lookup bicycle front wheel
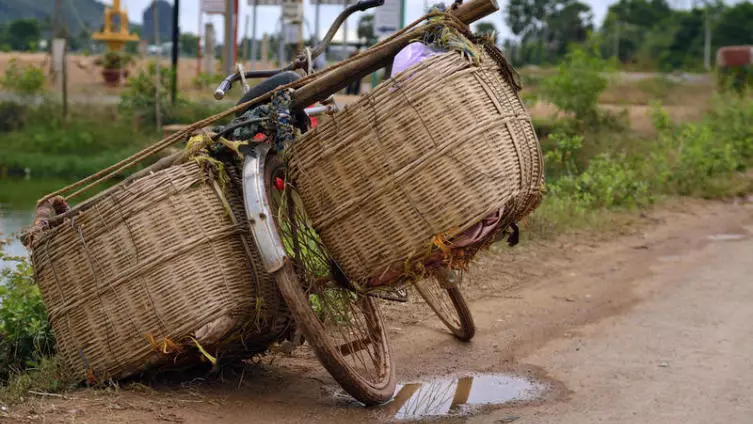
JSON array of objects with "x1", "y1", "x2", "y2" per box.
[{"x1": 265, "y1": 154, "x2": 396, "y2": 405}]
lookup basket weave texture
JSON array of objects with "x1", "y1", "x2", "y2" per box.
[
  {"x1": 288, "y1": 47, "x2": 543, "y2": 281},
  {"x1": 29, "y1": 162, "x2": 288, "y2": 380}
]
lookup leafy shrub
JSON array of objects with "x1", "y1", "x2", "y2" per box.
[
  {"x1": 541, "y1": 43, "x2": 614, "y2": 125},
  {"x1": 544, "y1": 132, "x2": 583, "y2": 177},
  {"x1": 192, "y1": 72, "x2": 225, "y2": 90},
  {"x1": 95, "y1": 51, "x2": 134, "y2": 70},
  {"x1": 0, "y1": 244, "x2": 54, "y2": 384},
  {"x1": 644, "y1": 100, "x2": 753, "y2": 197},
  {"x1": 119, "y1": 62, "x2": 174, "y2": 127},
  {"x1": 0, "y1": 59, "x2": 45, "y2": 98},
  {"x1": 549, "y1": 153, "x2": 651, "y2": 209},
  {"x1": 0, "y1": 356, "x2": 77, "y2": 403},
  {"x1": 0, "y1": 104, "x2": 155, "y2": 177},
  {"x1": 0, "y1": 101, "x2": 27, "y2": 132}
]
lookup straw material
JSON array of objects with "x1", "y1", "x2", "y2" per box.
[
  {"x1": 287, "y1": 47, "x2": 543, "y2": 282},
  {"x1": 28, "y1": 161, "x2": 290, "y2": 380}
]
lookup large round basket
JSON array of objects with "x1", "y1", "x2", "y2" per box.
[
  {"x1": 287, "y1": 43, "x2": 543, "y2": 282},
  {"x1": 27, "y1": 160, "x2": 290, "y2": 381}
]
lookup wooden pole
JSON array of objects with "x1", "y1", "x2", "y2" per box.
[
  {"x1": 62, "y1": 41, "x2": 68, "y2": 118},
  {"x1": 154, "y1": 1, "x2": 162, "y2": 132},
  {"x1": 224, "y1": 0, "x2": 234, "y2": 74},
  {"x1": 250, "y1": 0, "x2": 258, "y2": 70},
  {"x1": 234, "y1": 0, "x2": 240, "y2": 67},
  {"x1": 171, "y1": 0, "x2": 180, "y2": 104}
]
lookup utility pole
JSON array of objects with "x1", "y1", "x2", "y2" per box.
[
  {"x1": 154, "y1": 1, "x2": 162, "y2": 132},
  {"x1": 243, "y1": 14, "x2": 250, "y2": 66},
  {"x1": 704, "y1": 6, "x2": 712, "y2": 71},
  {"x1": 315, "y1": 0, "x2": 320, "y2": 42},
  {"x1": 53, "y1": 0, "x2": 62, "y2": 39},
  {"x1": 343, "y1": 0, "x2": 349, "y2": 58},
  {"x1": 171, "y1": 0, "x2": 180, "y2": 105},
  {"x1": 278, "y1": 16, "x2": 285, "y2": 65},
  {"x1": 250, "y1": 0, "x2": 258, "y2": 70},
  {"x1": 224, "y1": 0, "x2": 234, "y2": 75},
  {"x1": 52, "y1": 0, "x2": 62, "y2": 83}
]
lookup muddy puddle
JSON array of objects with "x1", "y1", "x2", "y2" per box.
[{"x1": 377, "y1": 373, "x2": 546, "y2": 421}]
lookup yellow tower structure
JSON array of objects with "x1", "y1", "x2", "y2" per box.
[{"x1": 92, "y1": 0, "x2": 139, "y2": 51}]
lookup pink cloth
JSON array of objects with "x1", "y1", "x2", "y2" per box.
[{"x1": 452, "y1": 208, "x2": 504, "y2": 247}]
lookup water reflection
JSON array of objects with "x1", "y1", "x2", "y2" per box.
[{"x1": 382, "y1": 373, "x2": 544, "y2": 420}]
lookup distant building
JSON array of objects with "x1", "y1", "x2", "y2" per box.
[{"x1": 142, "y1": 0, "x2": 173, "y2": 44}]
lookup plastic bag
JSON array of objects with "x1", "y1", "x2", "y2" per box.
[{"x1": 390, "y1": 42, "x2": 443, "y2": 78}]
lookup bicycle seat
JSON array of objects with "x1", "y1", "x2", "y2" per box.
[{"x1": 235, "y1": 71, "x2": 302, "y2": 117}]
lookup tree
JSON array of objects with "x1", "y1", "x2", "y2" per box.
[
  {"x1": 7, "y1": 19, "x2": 41, "y2": 51},
  {"x1": 546, "y1": 1, "x2": 593, "y2": 57},
  {"x1": 357, "y1": 14, "x2": 377, "y2": 46},
  {"x1": 475, "y1": 22, "x2": 497, "y2": 37},
  {"x1": 180, "y1": 33, "x2": 200, "y2": 56},
  {"x1": 505, "y1": 0, "x2": 593, "y2": 63},
  {"x1": 714, "y1": 2, "x2": 753, "y2": 50},
  {"x1": 601, "y1": 0, "x2": 672, "y2": 62}
]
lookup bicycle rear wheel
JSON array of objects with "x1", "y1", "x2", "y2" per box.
[
  {"x1": 265, "y1": 154, "x2": 396, "y2": 405},
  {"x1": 413, "y1": 269, "x2": 475, "y2": 342}
]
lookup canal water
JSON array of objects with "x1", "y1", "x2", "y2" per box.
[{"x1": 0, "y1": 178, "x2": 72, "y2": 269}]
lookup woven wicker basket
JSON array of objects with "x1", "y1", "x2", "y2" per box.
[
  {"x1": 288, "y1": 45, "x2": 543, "y2": 282},
  {"x1": 28, "y1": 161, "x2": 290, "y2": 380}
]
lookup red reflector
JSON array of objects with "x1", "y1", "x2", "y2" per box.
[{"x1": 274, "y1": 177, "x2": 285, "y2": 191}]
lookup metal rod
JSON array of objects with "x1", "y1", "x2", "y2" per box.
[
  {"x1": 224, "y1": 0, "x2": 234, "y2": 74},
  {"x1": 154, "y1": 0, "x2": 162, "y2": 132},
  {"x1": 234, "y1": 0, "x2": 240, "y2": 67},
  {"x1": 171, "y1": 0, "x2": 180, "y2": 104},
  {"x1": 250, "y1": 0, "x2": 258, "y2": 70}
]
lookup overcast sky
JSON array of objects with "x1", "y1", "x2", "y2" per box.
[{"x1": 111, "y1": 0, "x2": 703, "y2": 42}]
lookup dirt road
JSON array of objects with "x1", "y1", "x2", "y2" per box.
[{"x1": 3, "y1": 199, "x2": 752, "y2": 423}]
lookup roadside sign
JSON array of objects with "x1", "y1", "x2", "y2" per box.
[
  {"x1": 284, "y1": 22, "x2": 302, "y2": 43},
  {"x1": 282, "y1": 0, "x2": 303, "y2": 21},
  {"x1": 201, "y1": 0, "x2": 225, "y2": 14},
  {"x1": 375, "y1": 0, "x2": 402, "y2": 37},
  {"x1": 52, "y1": 38, "x2": 66, "y2": 76}
]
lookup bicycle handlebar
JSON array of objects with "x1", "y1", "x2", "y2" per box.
[
  {"x1": 293, "y1": 0, "x2": 500, "y2": 108},
  {"x1": 214, "y1": 0, "x2": 384, "y2": 100}
]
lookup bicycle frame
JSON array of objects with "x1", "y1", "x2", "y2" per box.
[{"x1": 236, "y1": 0, "x2": 500, "y2": 274}]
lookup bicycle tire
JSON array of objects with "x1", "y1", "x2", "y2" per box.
[
  {"x1": 264, "y1": 154, "x2": 396, "y2": 405},
  {"x1": 413, "y1": 272, "x2": 476, "y2": 342}
]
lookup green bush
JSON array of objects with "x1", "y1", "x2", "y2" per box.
[
  {"x1": 0, "y1": 101, "x2": 27, "y2": 132},
  {"x1": 0, "y1": 59, "x2": 45, "y2": 98},
  {"x1": 0, "y1": 244, "x2": 54, "y2": 384},
  {"x1": 541, "y1": 43, "x2": 614, "y2": 125},
  {"x1": 642, "y1": 100, "x2": 753, "y2": 197},
  {"x1": 0, "y1": 104, "x2": 155, "y2": 178},
  {"x1": 119, "y1": 61, "x2": 174, "y2": 127}
]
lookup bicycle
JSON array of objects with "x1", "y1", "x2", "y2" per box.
[{"x1": 213, "y1": 0, "x2": 497, "y2": 404}]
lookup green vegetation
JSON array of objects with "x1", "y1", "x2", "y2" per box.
[
  {"x1": 0, "y1": 61, "x2": 227, "y2": 178},
  {"x1": 0, "y1": 59, "x2": 45, "y2": 98},
  {"x1": 504, "y1": 0, "x2": 753, "y2": 72},
  {"x1": 0, "y1": 244, "x2": 77, "y2": 403},
  {"x1": 527, "y1": 44, "x2": 753, "y2": 238}
]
